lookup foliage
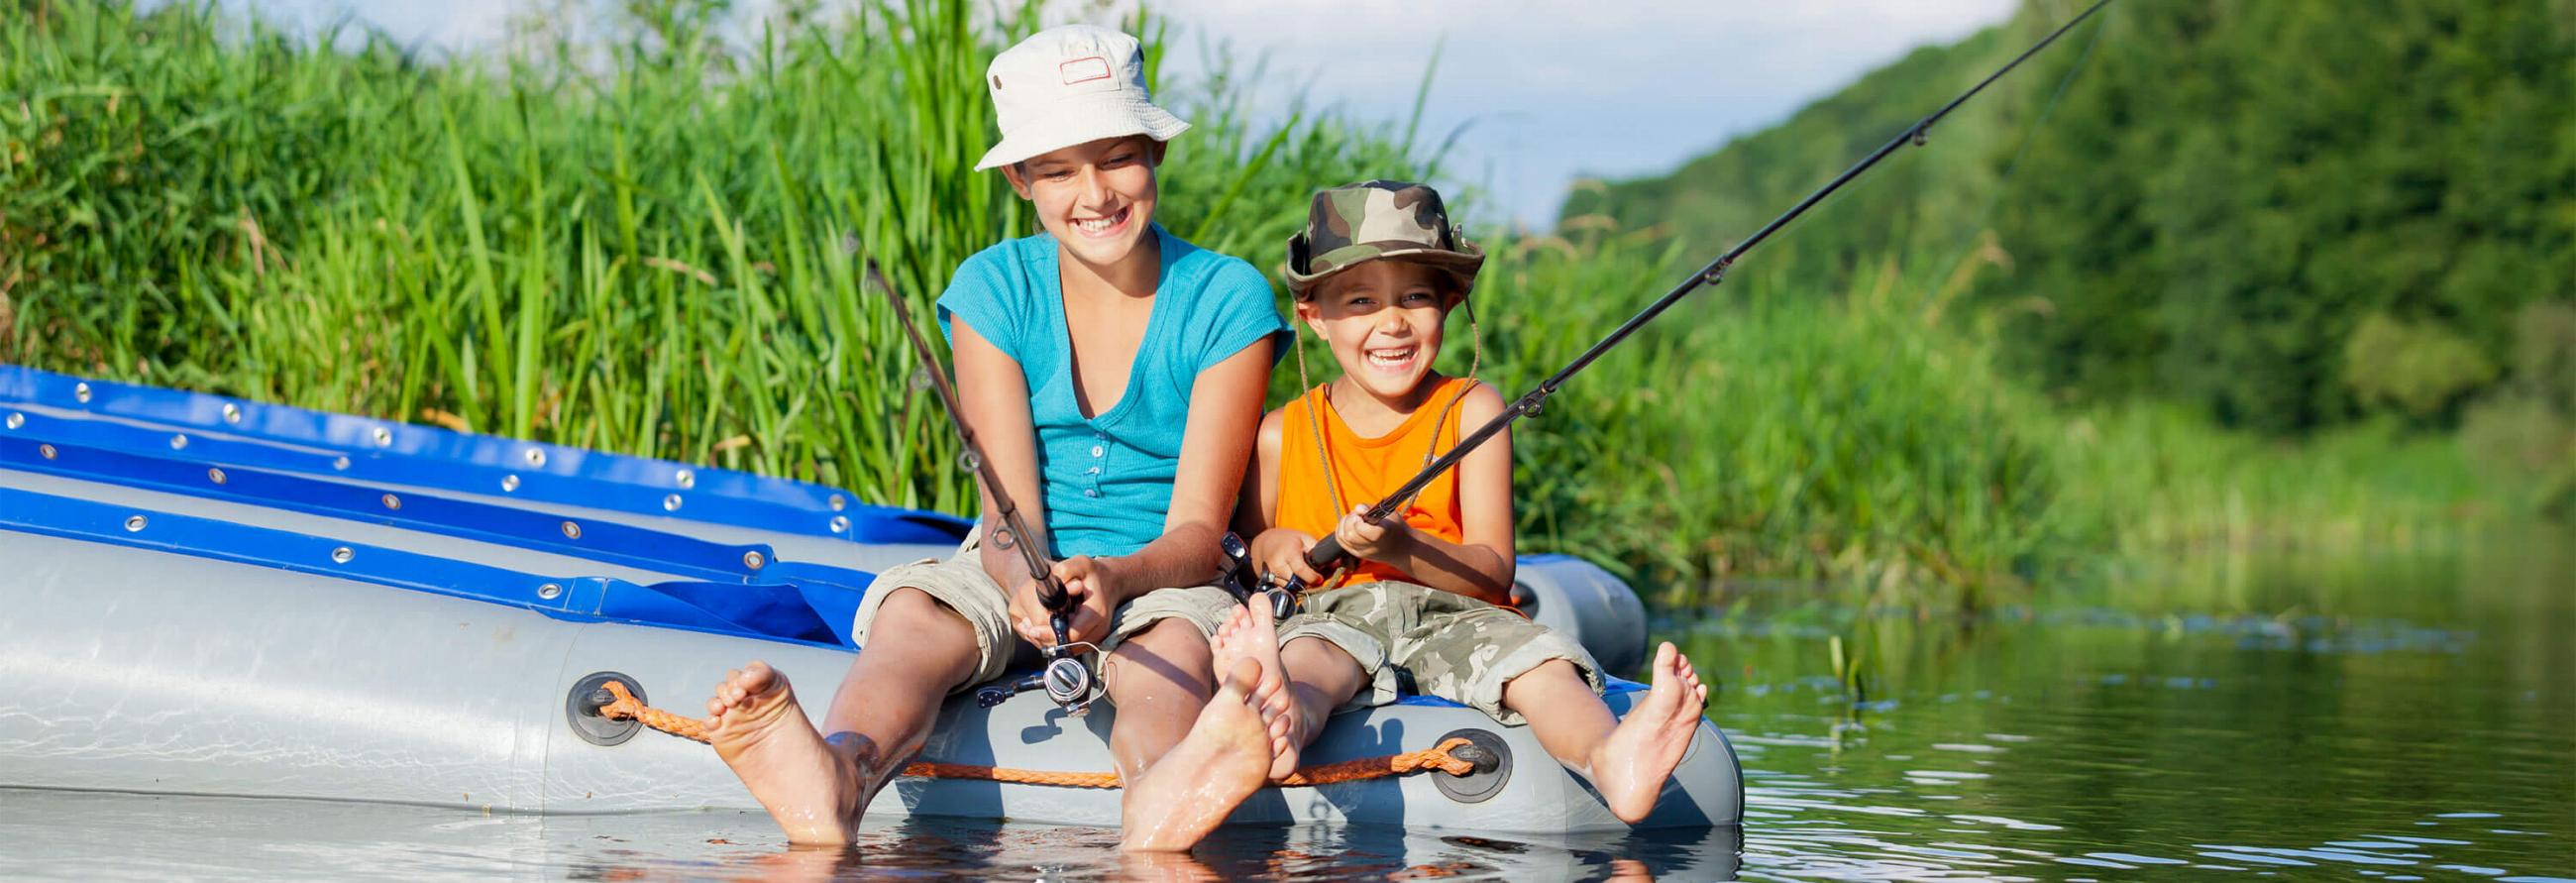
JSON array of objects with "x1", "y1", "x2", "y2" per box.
[
  {"x1": 1570, "y1": 0, "x2": 2576, "y2": 437},
  {"x1": 1, "y1": 0, "x2": 1427, "y2": 515},
  {"x1": 1, "y1": 0, "x2": 2533, "y2": 612}
]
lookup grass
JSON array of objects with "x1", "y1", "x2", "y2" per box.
[{"x1": 3, "y1": 0, "x2": 2504, "y2": 611}]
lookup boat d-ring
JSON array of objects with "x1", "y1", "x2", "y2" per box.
[
  {"x1": 566, "y1": 671, "x2": 645, "y2": 746},
  {"x1": 1433, "y1": 727, "x2": 1512, "y2": 803}
]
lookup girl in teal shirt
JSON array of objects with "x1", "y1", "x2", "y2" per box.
[{"x1": 696, "y1": 24, "x2": 1292, "y2": 852}]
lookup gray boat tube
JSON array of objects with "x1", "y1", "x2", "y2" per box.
[{"x1": 0, "y1": 368, "x2": 1742, "y2": 833}]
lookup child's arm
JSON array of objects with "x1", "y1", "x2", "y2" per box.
[
  {"x1": 952, "y1": 319, "x2": 1113, "y2": 646},
  {"x1": 1332, "y1": 383, "x2": 1516, "y2": 606},
  {"x1": 1233, "y1": 408, "x2": 1287, "y2": 539},
  {"x1": 1064, "y1": 337, "x2": 1277, "y2": 606},
  {"x1": 1241, "y1": 408, "x2": 1334, "y2": 586}
]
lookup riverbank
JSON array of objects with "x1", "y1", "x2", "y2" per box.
[{"x1": 3, "y1": 1, "x2": 2513, "y2": 607}]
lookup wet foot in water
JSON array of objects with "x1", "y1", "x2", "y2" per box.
[
  {"x1": 705, "y1": 661, "x2": 864, "y2": 845},
  {"x1": 1589, "y1": 641, "x2": 1710, "y2": 824},
  {"x1": 1209, "y1": 600, "x2": 1299, "y2": 779},
  {"x1": 1117, "y1": 657, "x2": 1287, "y2": 851}
]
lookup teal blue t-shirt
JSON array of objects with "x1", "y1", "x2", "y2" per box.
[{"x1": 937, "y1": 224, "x2": 1289, "y2": 559}]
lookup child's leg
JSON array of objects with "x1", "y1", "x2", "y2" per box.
[
  {"x1": 1277, "y1": 636, "x2": 1370, "y2": 757},
  {"x1": 1118, "y1": 597, "x2": 1376, "y2": 852},
  {"x1": 1117, "y1": 655, "x2": 1287, "y2": 851},
  {"x1": 1206, "y1": 598, "x2": 1373, "y2": 777},
  {"x1": 1101, "y1": 617, "x2": 1219, "y2": 780},
  {"x1": 1503, "y1": 642, "x2": 1709, "y2": 825},
  {"x1": 705, "y1": 586, "x2": 985, "y2": 845}
]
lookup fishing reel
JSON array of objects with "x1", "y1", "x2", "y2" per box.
[
  {"x1": 973, "y1": 640, "x2": 1101, "y2": 714},
  {"x1": 1217, "y1": 531, "x2": 1299, "y2": 620}
]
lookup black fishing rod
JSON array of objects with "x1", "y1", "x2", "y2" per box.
[
  {"x1": 1267, "y1": 0, "x2": 2113, "y2": 599},
  {"x1": 868, "y1": 264, "x2": 1098, "y2": 715}
]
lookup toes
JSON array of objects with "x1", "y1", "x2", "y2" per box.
[{"x1": 1220, "y1": 657, "x2": 1261, "y2": 698}]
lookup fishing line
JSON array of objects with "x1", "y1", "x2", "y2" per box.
[{"x1": 1916, "y1": 3, "x2": 2113, "y2": 320}]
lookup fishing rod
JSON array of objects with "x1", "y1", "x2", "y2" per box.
[
  {"x1": 1264, "y1": 0, "x2": 2114, "y2": 601},
  {"x1": 867, "y1": 263, "x2": 1098, "y2": 715}
]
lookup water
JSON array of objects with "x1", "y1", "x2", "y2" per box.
[{"x1": 3, "y1": 535, "x2": 2566, "y2": 881}]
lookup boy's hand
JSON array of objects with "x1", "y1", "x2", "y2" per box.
[
  {"x1": 1335, "y1": 505, "x2": 1412, "y2": 564},
  {"x1": 1251, "y1": 527, "x2": 1328, "y2": 586},
  {"x1": 1008, "y1": 556, "x2": 1118, "y2": 649}
]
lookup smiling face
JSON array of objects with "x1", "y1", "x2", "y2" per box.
[
  {"x1": 1003, "y1": 135, "x2": 1165, "y2": 275},
  {"x1": 1299, "y1": 260, "x2": 1462, "y2": 408}
]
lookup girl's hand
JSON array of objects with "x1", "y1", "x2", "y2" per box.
[
  {"x1": 1335, "y1": 505, "x2": 1410, "y2": 564},
  {"x1": 1250, "y1": 527, "x2": 1327, "y2": 586},
  {"x1": 1009, "y1": 556, "x2": 1118, "y2": 648}
]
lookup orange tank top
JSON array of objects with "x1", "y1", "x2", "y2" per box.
[{"x1": 1275, "y1": 377, "x2": 1483, "y2": 592}]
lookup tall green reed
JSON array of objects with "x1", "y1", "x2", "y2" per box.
[
  {"x1": 4, "y1": 0, "x2": 1429, "y2": 515},
  {"x1": 4, "y1": 0, "x2": 2488, "y2": 608}
]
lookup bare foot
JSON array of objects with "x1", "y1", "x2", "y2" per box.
[
  {"x1": 704, "y1": 661, "x2": 863, "y2": 845},
  {"x1": 1587, "y1": 642, "x2": 1710, "y2": 824},
  {"x1": 1209, "y1": 601, "x2": 1298, "y2": 779},
  {"x1": 1117, "y1": 658, "x2": 1288, "y2": 851}
]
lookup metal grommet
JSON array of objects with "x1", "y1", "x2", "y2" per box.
[
  {"x1": 169, "y1": 434, "x2": 187, "y2": 450},
  {"x1": 332, "y1": 456, "x2": 351, "y2": 471},
  {"x1": 222, "y1": 402, "x2": 242, "y2": 424},
  {"x1": 675, "y1": 469, "x2": 695, "y2": 490},
  {"x1": 73, "y1": 382, "x2": 92, "y2": 403},
  {"x1": 742, "y1": 551, "x2": 766, "y2": 570},
  {"x1": 662, "y1": 494, "x2": 682, "y2": 512},
  {"x1": 500, "y1": 475, "x2": 520, "y2": 493},
  {"x1": 381, "y1": 494, "x2": 401, "y2": 510},
  {"x1": 537, "y1": 583, "x2": 563, "y2": 601},
  {"x1": 829, "y1": 515, "x2": 850, "y2": 534},
  {"x1": 207, "y1": 468, "x2": 227, "y2": 485},
  {"x1": 524, "y1": 448, "x2": 547, "y2": 468},
  {"x1": 38, "y1": 444, "x2": 56, "y2": 460},
  {"x1": 560, "y1": 520, "x2": 582, "y2": 540},
  {"x1": 330, "y1": 546, "x2": 355, "y2": 564},
  {"x1": 828, "y1": 494, "x2": 847, "y2": 511},
  {"x1": 123, "y1": 515, "x2": 147, "y2": 532},
  {"x1": 4, "y1": 412, "x2": 21, "y2": 430},
  {"x1": 372, "y1": 426, "x2": 392, "y2": 447}
]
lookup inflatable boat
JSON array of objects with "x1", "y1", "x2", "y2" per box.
[{"x1": 0, "y1": 366, "x2": 1742, "y2": 833}]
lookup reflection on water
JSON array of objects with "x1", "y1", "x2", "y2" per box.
[
  {"x1": 0, "y1": 792, "x2": 1742, "y2": 880},
  {"x1": 1702, "y1": 531, "x2": 2573, "y2": 881},
  {"x1": 2, "y1": 534, "x2": 2566, "y2": 880}
]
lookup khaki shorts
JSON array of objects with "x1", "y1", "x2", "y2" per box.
[
  {"x1": 848, "y1": 526, "x2": 1240, "y2": 694},
  {"x1": 1276, "y1": 581, "x2": 1602, "y2": 725}
]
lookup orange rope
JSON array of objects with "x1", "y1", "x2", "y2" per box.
[{"x1": 595, "y1": 682, "x2": 1480, "y2": 789}]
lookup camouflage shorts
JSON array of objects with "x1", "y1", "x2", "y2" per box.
[
  {"x1": 1275, "y1": 581, "x2": 1602, "y2": 725},
  {"x1": 848, "y1": 526, "x2": 1238, "y2": 695}
]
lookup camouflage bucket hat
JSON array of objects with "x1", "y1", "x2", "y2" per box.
[{"x1": 1284, "y1": 180, "x2": 1484, "y2": 297}]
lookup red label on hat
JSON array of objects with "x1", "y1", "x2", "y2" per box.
[{"x1": 1060, "y1": 56, "x2": 1111, "y2": 85}]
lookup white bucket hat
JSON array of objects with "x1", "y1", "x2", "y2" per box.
[{"x1": 974, "y1": 25, "x2": 1191, "y2": 171}]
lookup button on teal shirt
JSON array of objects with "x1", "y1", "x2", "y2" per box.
[{"x1": 937, "y1": 224, "x2": 1289, "y2": 559}]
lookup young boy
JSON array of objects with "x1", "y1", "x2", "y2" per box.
[
  {"x1": 1148, "y1": 180, "x2": 1712, "y2": 849},
  {"x1": 698, "y1": 25, "x2": 1292, "y2": 848}
]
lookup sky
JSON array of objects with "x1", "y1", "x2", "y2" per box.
[{"x1": 215, "y1": 1, "x2": 2019, "y2": 228}]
